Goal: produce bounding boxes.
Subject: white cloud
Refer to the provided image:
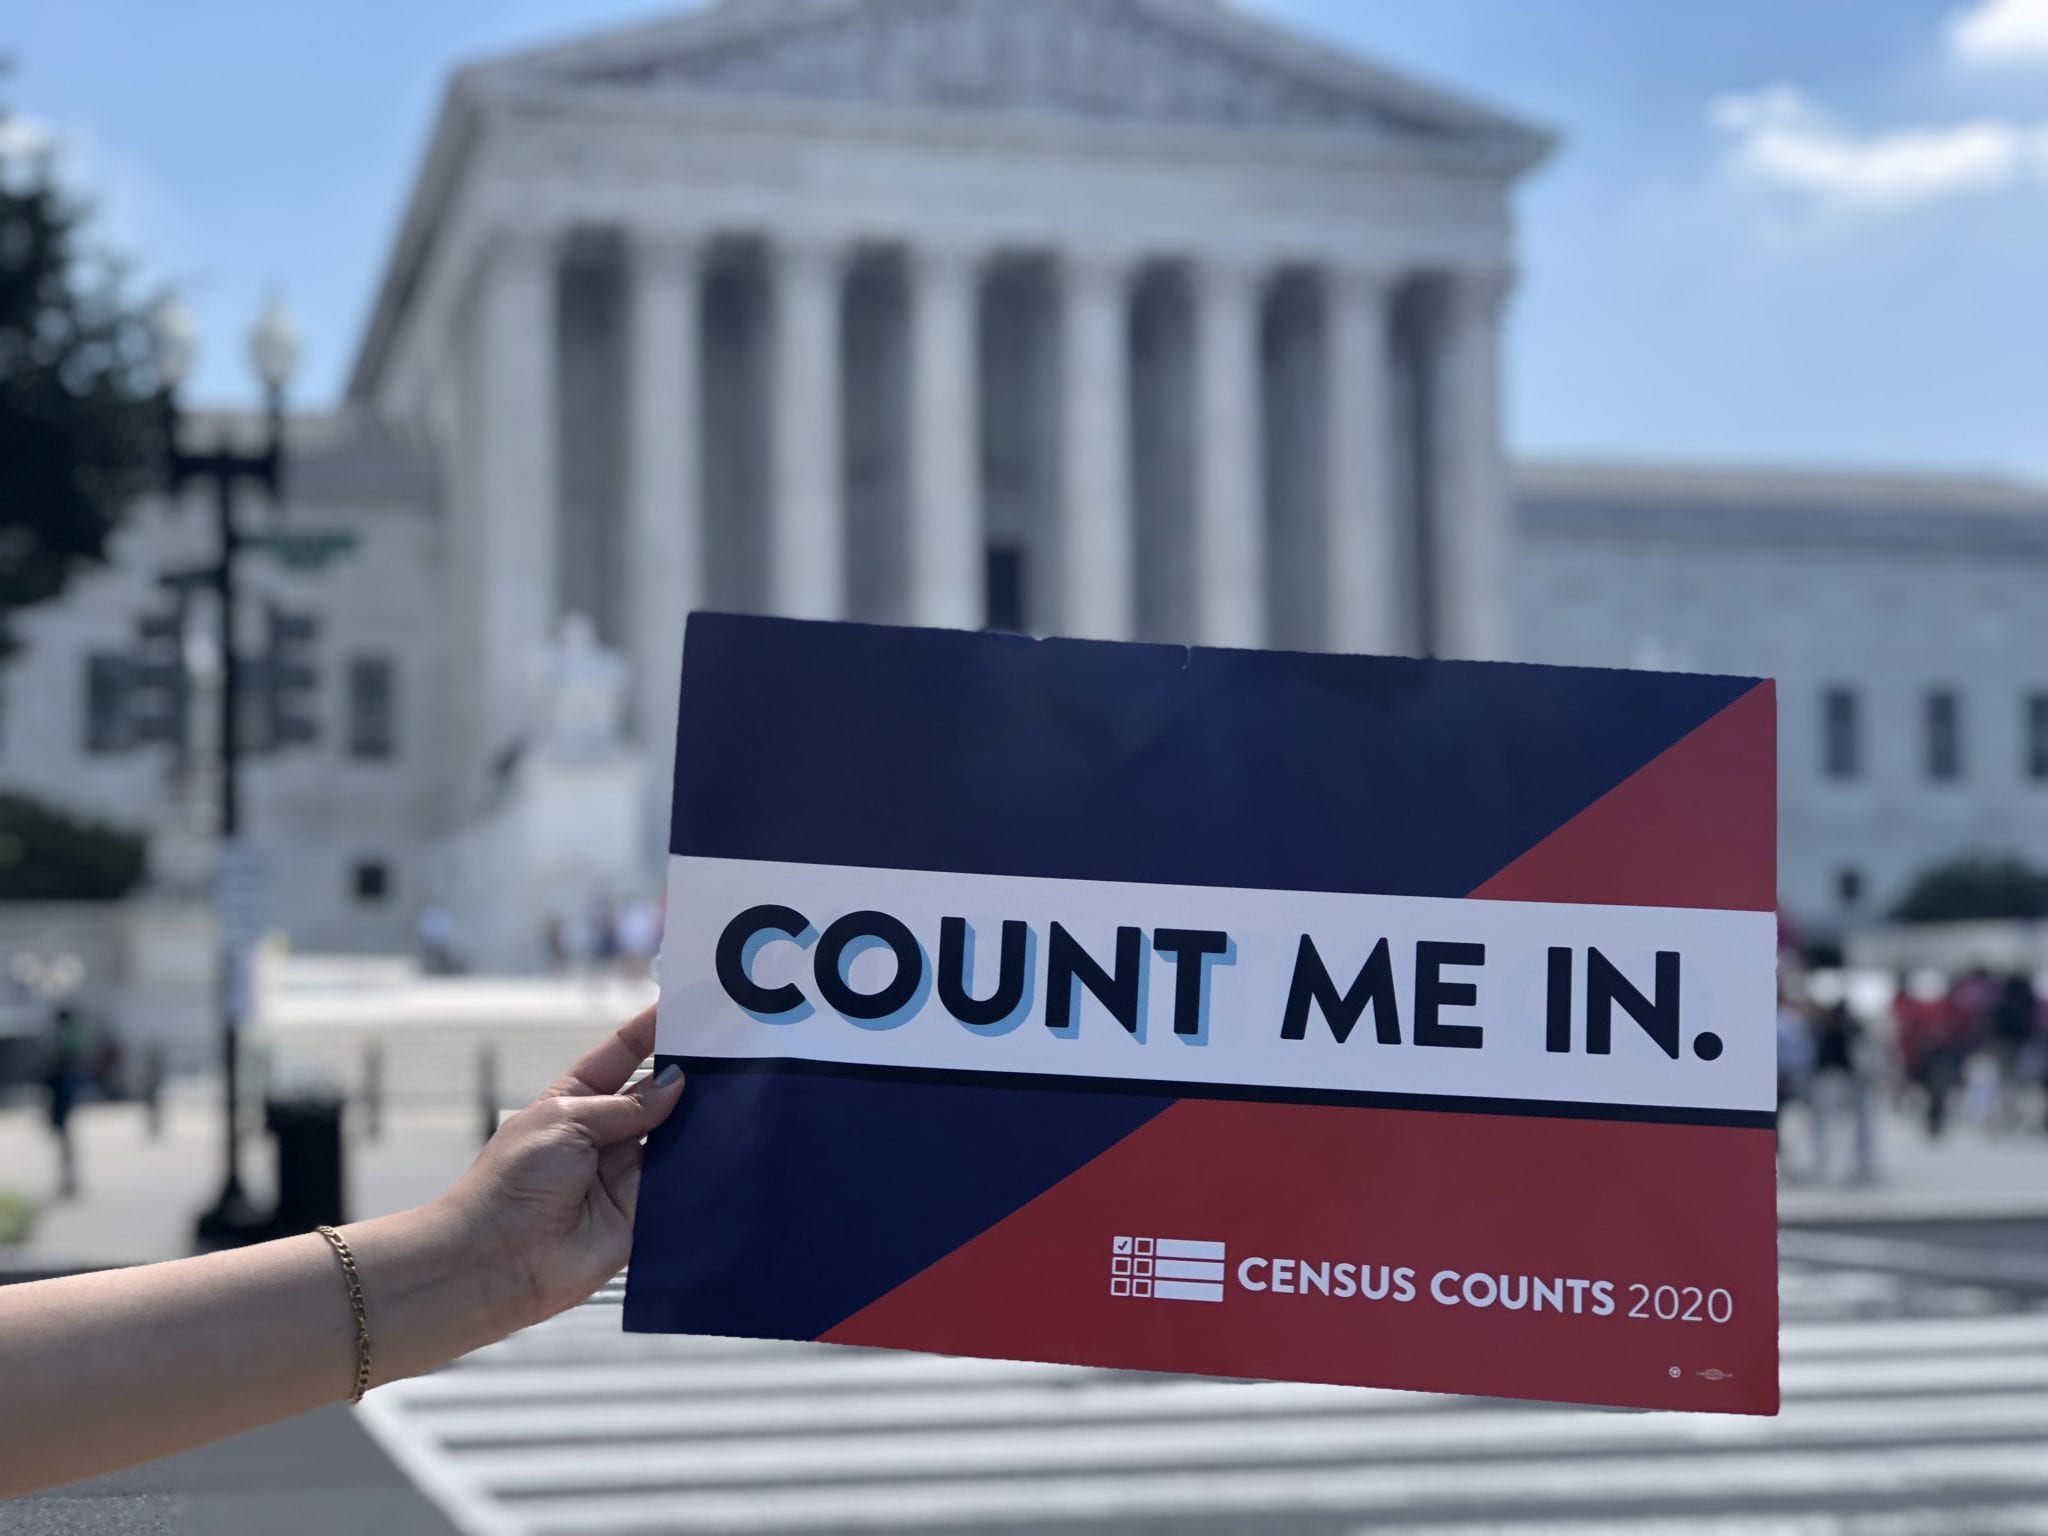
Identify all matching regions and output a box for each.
[1950,0,2048,61]
[1711,84,2048,205]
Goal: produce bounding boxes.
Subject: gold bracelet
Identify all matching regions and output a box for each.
[316,1224,372,1404]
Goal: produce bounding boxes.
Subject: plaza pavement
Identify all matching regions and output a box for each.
[5,1075,2048,1275]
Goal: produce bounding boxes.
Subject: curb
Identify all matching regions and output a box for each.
[1780,1195,2048,1228]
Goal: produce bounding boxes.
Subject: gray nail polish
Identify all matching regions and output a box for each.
[652,1063,683,1088]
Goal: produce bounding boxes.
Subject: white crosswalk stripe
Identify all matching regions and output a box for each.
[356,1262,2048,1535]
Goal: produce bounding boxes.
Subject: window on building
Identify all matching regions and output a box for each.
[1821,686,1861,781]
[2028,692,2048,782]
[352,859,391,904]
[1836,866,1864,908]
[348,656,397,761]
[85,654,132,754]
[1925,688,1964,782]
[985,543,1026,634]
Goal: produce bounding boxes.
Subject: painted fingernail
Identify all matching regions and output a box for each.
[652,1063,684,1089]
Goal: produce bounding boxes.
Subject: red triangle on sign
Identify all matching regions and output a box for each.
[1466,680,1775,912]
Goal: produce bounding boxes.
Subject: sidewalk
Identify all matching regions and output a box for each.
[8,1077,2048,1272]
[1777,1096,2048,1225]
[0,1080,479,1273]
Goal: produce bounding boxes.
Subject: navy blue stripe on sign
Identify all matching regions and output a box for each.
[670,613,1761,899]
[623,1056,1173,1340]
[651,1056,1778,1131]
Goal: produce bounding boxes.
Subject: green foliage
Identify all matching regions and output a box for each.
[0,88,164,660]
[0,791,146,901]
[1891,855,2048,924]
[0,1188,34,1245]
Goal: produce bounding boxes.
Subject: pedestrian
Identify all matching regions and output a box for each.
[616,894,661,980]
[1809,999,1875,1184]
[417,901,459,975]
[1893,971,1962,1139]
[591,896,621,973]
[40,1005,87,1199]
[141,1041,165,1142]
[0,1009,686,1498]
[1776,987,1814,1127]
[1990,970,2040,1134]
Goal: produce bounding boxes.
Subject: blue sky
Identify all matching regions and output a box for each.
[7,0,2045,477]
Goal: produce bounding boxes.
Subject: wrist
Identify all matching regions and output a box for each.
[344,1199,537,1387]
[422,1188,547,1336]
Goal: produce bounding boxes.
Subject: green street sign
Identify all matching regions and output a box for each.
[243,530,358,571]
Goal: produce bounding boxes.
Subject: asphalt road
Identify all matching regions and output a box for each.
[358,1224,2048,1536]
[2,1400,459,1536]
[11,1221,2048,1536]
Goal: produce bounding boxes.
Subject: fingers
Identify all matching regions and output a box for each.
[549,1061,685,1148]
[597,1137,644,1223]
[556,1007,659,1097]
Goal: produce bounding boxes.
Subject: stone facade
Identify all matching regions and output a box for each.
[1518,462,2048,932]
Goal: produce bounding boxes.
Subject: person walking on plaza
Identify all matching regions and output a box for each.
[1809,999,1875,1184]
[1990,970,2041,1134]
[1776,987,1814,1159]
[0,1009,685,1499]
[40,1005,87,1199]
[1893,972,1965,1140]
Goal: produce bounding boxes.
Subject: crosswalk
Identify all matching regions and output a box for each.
[356,1257,2048,1536]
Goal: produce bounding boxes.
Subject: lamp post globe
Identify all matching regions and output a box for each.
[248,297,300,398]
[151,298,199,394]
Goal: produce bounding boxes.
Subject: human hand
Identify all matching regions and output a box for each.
[438,1007,685,1327]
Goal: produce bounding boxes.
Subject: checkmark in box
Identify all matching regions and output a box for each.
[1113,1235,1133,1254]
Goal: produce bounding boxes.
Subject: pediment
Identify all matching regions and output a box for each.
[491,0,1548,159]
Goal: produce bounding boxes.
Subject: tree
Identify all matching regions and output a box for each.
[0,790,146,901]
[1891,855,2048,924]
[0,87,163,661]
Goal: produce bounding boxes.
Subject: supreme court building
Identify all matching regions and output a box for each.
[350,0,1546,859]
[7,0,2048,977]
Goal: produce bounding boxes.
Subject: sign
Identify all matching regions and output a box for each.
[626,613,1780,1416]
[241,529,358,572]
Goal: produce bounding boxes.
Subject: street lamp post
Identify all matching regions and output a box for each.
[154,297,300,1245]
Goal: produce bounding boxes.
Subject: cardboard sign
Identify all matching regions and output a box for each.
[626,613,1780,1416]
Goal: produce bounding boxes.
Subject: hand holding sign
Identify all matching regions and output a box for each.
[452,1007,686,1324]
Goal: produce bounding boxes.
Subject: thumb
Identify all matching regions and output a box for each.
[553,1063,686,1148]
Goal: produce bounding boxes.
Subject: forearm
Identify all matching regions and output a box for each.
[0,1198,531,1497]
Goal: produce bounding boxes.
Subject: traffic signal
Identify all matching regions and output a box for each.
[251,603,320,752]
[128,606,190,753]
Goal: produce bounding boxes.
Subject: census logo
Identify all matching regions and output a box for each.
[1109,1234,1228,1303]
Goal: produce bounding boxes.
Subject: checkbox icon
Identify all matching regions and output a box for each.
[1113,1235,1133,1254]
[1112,1256,1132,1275]
[1134,1257,1153,1277]
[1133,1278,1152,1297]
[1134,1237,1154,1255]
[1110,1277,1131,1297]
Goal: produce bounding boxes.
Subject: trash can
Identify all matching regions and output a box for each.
[265,1093,347,1234]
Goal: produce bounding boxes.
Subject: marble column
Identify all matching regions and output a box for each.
[770,237,846,620]
[469,229,559,760]
[1434,269,1515,661]
[1192,258,1266,648]
[907,243,984,630]
[625,231,703,853]
[1325,265,1401,655]
[1059,251,1135,640]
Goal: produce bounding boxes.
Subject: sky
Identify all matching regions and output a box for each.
[5,0,2045,479]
